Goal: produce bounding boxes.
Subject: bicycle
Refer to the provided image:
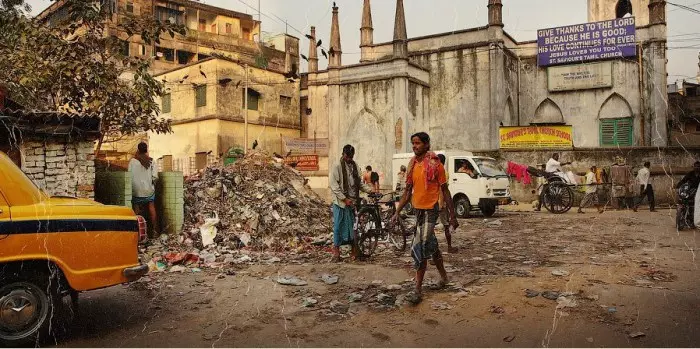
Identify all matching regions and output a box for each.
[354,192,410,258]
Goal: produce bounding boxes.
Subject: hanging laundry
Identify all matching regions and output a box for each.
[507,161,532,185]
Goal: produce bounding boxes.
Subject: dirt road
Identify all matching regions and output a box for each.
[53,208,699,348]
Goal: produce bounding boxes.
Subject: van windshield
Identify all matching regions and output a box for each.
[473,158,508,178]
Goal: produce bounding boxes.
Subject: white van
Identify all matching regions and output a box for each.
[392,151,512,218]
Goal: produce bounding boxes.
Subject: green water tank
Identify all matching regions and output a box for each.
[157,171,184,235]
[94,171,132,207]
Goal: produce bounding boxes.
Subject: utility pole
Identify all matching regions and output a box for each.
[244,64,249,154]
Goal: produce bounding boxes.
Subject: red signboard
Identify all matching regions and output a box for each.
[284,155,319,171]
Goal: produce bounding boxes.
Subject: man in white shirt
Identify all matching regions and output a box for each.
[578,165,604,214]
[633,162,655,212]
[546,153,571,173]
[129,142,159,238]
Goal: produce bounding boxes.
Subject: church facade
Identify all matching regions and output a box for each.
[301,0,668,188]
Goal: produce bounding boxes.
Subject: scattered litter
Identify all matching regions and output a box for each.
[275,276,308,286]
[629,332,645,339]
[329,300,349,314]
[525,289,540,298]
[234,255,253,264]
[372,280,384,285]
[302,297,318,307]
[608,307,617,313]
[199,213,220,247]
[431,301,453,310]
[551,270,570,277]
[266,257,281,264]
[485,220,503,227]
[170,265,187,273]
[556,296,578,309]
[320,274,339,285]
[541,291,560,300]
[462,286,488,296]
[586,337,594,343]
[348,293,363,303]
[385,284,402,290]
[503,335,516,342]
[377,293,395,306]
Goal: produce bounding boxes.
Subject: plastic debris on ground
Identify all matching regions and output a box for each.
[320,274,339,285]
[275,276,308,286]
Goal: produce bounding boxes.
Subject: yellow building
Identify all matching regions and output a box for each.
[37,0,300,160]
[149,57,301,175]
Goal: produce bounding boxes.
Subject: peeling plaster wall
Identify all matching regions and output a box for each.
[337,79,395,187]
[413,47,494,151]
[518,56,643,147]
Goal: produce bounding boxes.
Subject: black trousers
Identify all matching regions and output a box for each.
[635,184,655,211]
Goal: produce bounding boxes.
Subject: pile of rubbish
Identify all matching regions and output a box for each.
[180,152,332,251]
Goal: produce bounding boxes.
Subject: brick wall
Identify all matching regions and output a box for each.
[21,140,96,199]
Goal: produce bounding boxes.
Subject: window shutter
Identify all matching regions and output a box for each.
[616,118,633,146]
[600,118,633,147]
[600,119,616,146]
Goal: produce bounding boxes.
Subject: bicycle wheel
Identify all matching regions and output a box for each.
[382,209,407,253]
[356,207,380,257]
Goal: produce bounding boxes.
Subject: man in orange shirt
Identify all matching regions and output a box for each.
[393,132,458,304]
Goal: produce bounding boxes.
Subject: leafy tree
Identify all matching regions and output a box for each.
[0,0,185,154]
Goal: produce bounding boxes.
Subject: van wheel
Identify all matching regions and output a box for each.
[0,280,59,347]
[455,196,471,219]
[481,204,497,217]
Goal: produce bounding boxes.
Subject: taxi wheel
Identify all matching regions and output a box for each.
[0,280,60,347]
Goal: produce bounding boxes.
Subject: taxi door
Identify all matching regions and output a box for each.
[0,190,10,234]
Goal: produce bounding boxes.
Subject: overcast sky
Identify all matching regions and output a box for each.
[27,0,700,84]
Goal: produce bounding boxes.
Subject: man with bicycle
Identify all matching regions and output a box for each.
[393,132,459,305]
[329,145,376,262]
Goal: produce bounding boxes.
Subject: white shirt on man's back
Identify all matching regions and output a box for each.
[546,158,562,173]
[129,159,157,198]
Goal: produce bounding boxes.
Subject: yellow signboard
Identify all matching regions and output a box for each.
[499,126,573,149]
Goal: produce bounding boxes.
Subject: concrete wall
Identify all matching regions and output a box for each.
[337,79,396,185]
[155,57,300,132]
[21,141,96,199]
[149,118,300,169]
[411,47,495,151]
[517,56,643,147]
[477,147,700,205]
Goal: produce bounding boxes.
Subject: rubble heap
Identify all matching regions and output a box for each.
[182,152,332,251]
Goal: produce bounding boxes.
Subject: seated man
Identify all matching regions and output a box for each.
[457,161,476,178]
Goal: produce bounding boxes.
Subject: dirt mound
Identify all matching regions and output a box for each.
[182,152,332,251]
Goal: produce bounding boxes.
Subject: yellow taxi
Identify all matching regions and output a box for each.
[0,151,148,346]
